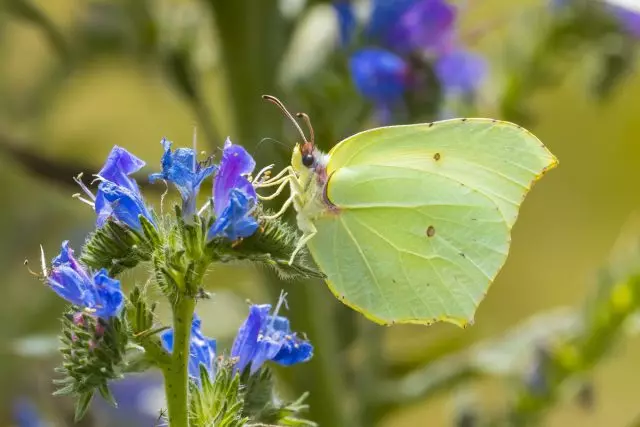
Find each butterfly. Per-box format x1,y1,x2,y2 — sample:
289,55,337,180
256,96,558,327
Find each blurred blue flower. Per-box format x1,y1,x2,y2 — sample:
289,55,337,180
231,294,313,375
98,375,164,426
47,241,124,318
349,48,409,105
149,138,216,217
335,0,481,120
207,139,259,241
162,313,217,384
435,49,488,95
382,0,456,54
13,398,48,427
94,146,155,232
334,0,356,46
609,3,640,38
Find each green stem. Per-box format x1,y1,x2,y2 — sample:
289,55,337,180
163,297,196,427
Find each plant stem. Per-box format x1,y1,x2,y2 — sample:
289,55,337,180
163,297,196,427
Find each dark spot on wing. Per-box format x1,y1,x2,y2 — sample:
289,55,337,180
428,122,434,128
459,252,466,258
461,118,468,122
433,152,441,161
426,226,436,237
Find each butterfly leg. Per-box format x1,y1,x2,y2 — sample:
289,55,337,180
254,166,294,186
288,225,316,265
261,194,294,220
257,178,289,201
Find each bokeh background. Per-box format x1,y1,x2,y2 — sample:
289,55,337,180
2,0,640,426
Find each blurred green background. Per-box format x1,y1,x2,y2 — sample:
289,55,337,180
2,0,640,426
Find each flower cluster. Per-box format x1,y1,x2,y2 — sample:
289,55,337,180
50,138,262,318
335,0,487,122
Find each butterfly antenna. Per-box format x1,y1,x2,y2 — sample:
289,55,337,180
262,95,309,143
296,112,314,144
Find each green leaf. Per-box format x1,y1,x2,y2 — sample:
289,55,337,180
74,391,94,422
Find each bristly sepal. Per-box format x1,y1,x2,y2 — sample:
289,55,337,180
80,219,153,276
188,358,248,427
54,308,130,421
208,212,324,281
242,366,317,426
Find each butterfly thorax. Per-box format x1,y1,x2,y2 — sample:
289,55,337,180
291,144,333,232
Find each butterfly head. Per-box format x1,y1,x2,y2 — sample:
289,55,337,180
262,94,322,173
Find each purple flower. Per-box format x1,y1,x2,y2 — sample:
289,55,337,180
47,241,124,318
383,0,456,54
231,295,313,375
90,146,155,232
349,48,409,105
161,313,217,384
149,138,216,217
434,49,487,95
207,139,259,241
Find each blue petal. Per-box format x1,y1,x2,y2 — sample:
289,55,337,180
98,146,145,194
213,139,256,218
350,48,409,104
149,139,216,217
47,243,123,318
334,1,356,46
230,304,271,373
383,0,456,54
48,265,94,308
96,181,154,232
93,269,124,317
435,49,487,95
273,337,314,366
208,189,258,241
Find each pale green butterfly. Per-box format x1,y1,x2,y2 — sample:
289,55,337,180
257,96,558,327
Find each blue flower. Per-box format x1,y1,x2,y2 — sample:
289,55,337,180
47,241,124,318
161,313,217,384
149,138,216,217
434,49,487,95
207,139,259,241
231,295,313,375
94,146,155,232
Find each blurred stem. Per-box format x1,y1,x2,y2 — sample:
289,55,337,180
205,0,289,144
273,277,353,427
491,275,640,426
6,0,71,65
356,317,383,427
163,297,196,427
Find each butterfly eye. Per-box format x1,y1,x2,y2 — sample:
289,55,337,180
302,154,315,167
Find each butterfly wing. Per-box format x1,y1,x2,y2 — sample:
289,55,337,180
306,119,557,326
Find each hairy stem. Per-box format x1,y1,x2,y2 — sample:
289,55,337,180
163,297,196,427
